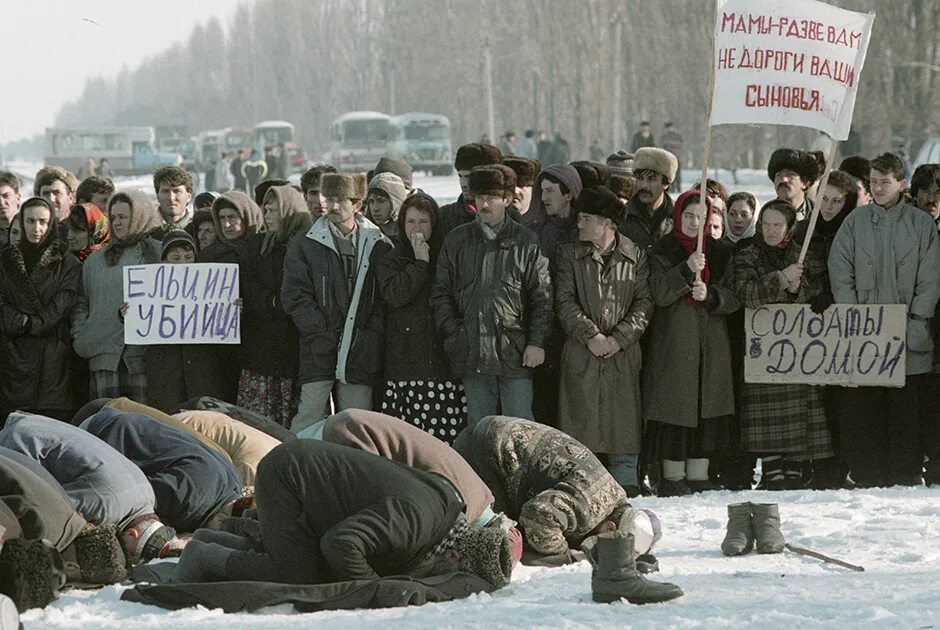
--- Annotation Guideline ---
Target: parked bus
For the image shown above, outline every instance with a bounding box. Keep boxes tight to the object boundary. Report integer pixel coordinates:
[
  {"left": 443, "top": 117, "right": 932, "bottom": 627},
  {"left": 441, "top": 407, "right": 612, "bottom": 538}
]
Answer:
[
  {"left": 45, "top": 126, "right": 182, "bottom": 176},
  {"left": 327, "top": 112, "right": 391, "bottom": 173},
  {"left": 253, "top": 120, "right": 309, "bottom": 174},
  {"left": 196, "top": 129, "right": 227, "bottom": 170},
  {"left": 388, "top": 113, "right": 453, "bottom": 176}
]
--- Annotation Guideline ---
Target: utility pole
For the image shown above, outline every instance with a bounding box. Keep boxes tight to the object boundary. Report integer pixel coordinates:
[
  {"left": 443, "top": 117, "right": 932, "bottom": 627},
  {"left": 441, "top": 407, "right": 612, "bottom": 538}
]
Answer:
[
  {"left": 389, "top": 65, "right": 396, "bottom": 115},
  {"left": 484, "top": 40, "right": 496, "bottom": 144},
  {"left": 612, "top": 17, "right": 624, "bottom": 151}
]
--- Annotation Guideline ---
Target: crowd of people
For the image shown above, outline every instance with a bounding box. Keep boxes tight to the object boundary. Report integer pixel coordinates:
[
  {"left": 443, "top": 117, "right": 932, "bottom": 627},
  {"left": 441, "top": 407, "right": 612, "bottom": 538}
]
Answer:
[{"left": 0, "top": 135, "right": 939, "bottom": 618}]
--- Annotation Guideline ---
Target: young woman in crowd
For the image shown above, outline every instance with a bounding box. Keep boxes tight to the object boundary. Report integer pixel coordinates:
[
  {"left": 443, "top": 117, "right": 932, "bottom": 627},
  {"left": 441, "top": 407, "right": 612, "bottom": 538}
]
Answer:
[
  {"left": 0, "top": 198, "right": 81, "bottom": 421},
  {"left": 375, "top": 192, "right": 468, "bottom": 443},
  {"left": 66, "top": 202, "right": 111, "bottom": 262},
  {"left": 643, "top": 190, "right": 739, "bottom": 496},
  {"left": 732, "top": 199, "right": 834, "bottom": 490},
  {"left": 723, "top": 192, "right": 758, "bottom": 249},
  {"left": 238, "top": 185, "right": 312, "bottom": 427}
]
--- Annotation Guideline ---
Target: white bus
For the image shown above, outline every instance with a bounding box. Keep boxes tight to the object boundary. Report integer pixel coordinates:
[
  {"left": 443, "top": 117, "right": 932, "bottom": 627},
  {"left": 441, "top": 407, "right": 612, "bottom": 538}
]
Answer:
[
  {"left": 388, "top": 113, "right": 453, "bottom": 176},
  {"left": 327, "top": 112, "right": 391, "bottom": 173},
  {"left": 45, "top": 126, "right": 182, "bottom": 176}
]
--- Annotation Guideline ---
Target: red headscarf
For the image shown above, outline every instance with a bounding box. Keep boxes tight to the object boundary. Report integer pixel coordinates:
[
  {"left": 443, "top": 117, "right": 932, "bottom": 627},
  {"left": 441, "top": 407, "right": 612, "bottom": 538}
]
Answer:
[
  {"left": 70, "top": 203, "right": 111, "bottom": 262},
  {"left": 671, "top": 190, "right": 714, "bottom": 304}
]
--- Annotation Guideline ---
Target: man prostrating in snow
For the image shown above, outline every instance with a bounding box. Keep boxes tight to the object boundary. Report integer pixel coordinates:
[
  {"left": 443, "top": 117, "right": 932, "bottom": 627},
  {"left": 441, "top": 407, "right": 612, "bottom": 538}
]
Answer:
[{"left": 175, "top": 439, "right": 515, "bottom": 590}]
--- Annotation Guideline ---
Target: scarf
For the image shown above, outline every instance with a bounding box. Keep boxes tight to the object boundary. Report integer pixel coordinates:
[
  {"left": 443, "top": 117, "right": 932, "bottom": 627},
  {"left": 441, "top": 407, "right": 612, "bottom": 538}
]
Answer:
[
  {"left": 723, "top": 210, "right": 757, "bottom": 244},
  {"left": 756, "top": 202, "right": 797, "bottom": 251},
  {"left": 104, "top": 191, "right": 163, "bottom": 267},
  {"left": 670, "top": 189, "right": 713, "bottom": 304},
  {"left": 212, "top": 191, "right": 264, "bottom": 254},
  {"left": 259, "top": 186, "right": 310, "bottom": 257},
  {"left": 16, "top": 198, "right": 59, "bottom": 273},
  {"left": 72, "top": 203, "right": 111, "bottom": 262}
]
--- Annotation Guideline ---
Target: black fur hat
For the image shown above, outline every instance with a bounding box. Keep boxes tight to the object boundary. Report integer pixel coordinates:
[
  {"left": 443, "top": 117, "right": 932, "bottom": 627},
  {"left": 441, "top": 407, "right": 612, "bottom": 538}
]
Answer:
[
  {"left": 469, "top": 165, "right": 516, "bottom": 197},
  {"left": 574, "top": 186, "right": 625, "bottom": 226},
  {"left": 455, "top": 143, "right": 502, "bottom": 171},
  {"left": 72, "top": 524, "right": 128, "bottom": 585},
  {"left": 767, "top": 148, "right": 820, "bottom": 184},
  {"left": 0, "top": 538, "right": 63, "bottom": 612},
  {"left": 501, "top": 157, "right": 541, "bottom": 187},
  {"left": 570, "top": 161, "right": 612, "bottom": 189}
]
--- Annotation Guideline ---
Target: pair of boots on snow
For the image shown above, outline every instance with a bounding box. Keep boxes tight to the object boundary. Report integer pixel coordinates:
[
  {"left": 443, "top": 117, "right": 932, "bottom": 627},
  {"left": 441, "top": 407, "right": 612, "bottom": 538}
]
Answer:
[
  {"left": 721, "top": 502, "right": 785, "bottom": 556},
  {"left": 585, "top": 532, "right": 684, "bottom": 605}
]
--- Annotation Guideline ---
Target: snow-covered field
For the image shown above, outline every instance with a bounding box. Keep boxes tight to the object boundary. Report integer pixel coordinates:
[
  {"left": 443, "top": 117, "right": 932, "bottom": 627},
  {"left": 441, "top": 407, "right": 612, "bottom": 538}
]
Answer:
[{"left": 20, "top": 485, "right": 940, "bottom": 629}]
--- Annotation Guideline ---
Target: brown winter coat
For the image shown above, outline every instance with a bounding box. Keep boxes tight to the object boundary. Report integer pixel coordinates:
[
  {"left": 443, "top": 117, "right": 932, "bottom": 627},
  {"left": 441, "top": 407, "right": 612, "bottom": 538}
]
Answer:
[
  {"left": 642, "top": 236, "right": 739, "bottom": 427},
  {"left": 322, "top": 409, "right": 493, "bottom": 523},
  {"left": 555, "top": 235, "right": 652, "bottom": 453}
]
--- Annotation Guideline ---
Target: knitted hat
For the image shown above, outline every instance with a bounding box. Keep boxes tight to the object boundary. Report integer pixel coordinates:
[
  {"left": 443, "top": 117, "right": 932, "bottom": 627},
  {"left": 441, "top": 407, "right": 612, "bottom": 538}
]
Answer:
[
  {"left": 160, "top": 230, "right": 197, "bottom": 260},
  {"left": 767, "top": 148, "right": 820, "bottom": 184},
  {"left": 131, "top": 521, "right": 178, "bottom": 563},
  {"left": 373, "top": 156, "right": 413, "bottom": 188},
  {"left": 501, "top": 157, "right": 541, "bottom": 187},
  {"left": 193, "top": 191, "right": 218, "bottom": 211},
  {"left": 368, "top": 172, "right": 408, "bottom": 215},
  {"left": 0, "top": 538, "right": 63, "bottom": 611},
  {"left": 571, "top": 160, "right": 612, "bottom": 189},
  {"left": 455, "top": 143, "right": 502, "bottom": 171},
  {"left": 72, "top": 524, "right": 128, "bottom": 585},
  {"left": 634, "top": 148, "right": 678, "bottom": 184},
  {"left": 574, "top": 186, "right": 625, "bottom": 226},
  {"left": 320, "top": 173, "right": 367, "bottom": 201},
  {"left": 454, "top": 527, "right": 512, "bottom": 589},
  {"left": 608, "top": 174, "right": 636, "bottom": 200},
  {"left": 618, "top": 508, "right": 662, "bottom": 556},
  {"left": 468, "top": 165, "right": 516, "bottom": 197},
  {"left": 606, "top": 150, "right": 635, "bottom": 176}
]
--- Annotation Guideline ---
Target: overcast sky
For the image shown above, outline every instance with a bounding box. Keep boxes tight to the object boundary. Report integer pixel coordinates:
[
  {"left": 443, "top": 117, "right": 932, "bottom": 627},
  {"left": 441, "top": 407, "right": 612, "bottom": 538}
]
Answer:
[{"left": 0, "top": 0, "right": 244, "bottom": 144}]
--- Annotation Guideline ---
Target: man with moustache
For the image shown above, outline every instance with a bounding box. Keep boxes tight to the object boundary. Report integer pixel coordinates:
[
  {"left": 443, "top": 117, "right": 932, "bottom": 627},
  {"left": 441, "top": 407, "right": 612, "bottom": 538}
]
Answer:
[
  {"left": 767, "top": 148, "right": 821, "bottom": 221},
  {"left": 502, "top": 157, "right": 540, "bottom": 217},
  {"left": 911, "top": 163, "right": 940, "bottom": 229},
  {"left": 436, "top": 143, "right": 503, "bottom": 238},
  {"left": 618, "top": 148, "right": 678, "bottom": 250}
]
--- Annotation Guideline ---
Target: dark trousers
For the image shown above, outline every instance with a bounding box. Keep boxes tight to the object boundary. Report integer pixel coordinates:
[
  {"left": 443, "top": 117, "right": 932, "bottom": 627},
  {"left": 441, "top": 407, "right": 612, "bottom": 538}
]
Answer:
[
  {"left": 531, "top": 346, "right": 561, "bottom": 429},
  {"left": 838, "top": 376, "right": 925, "bottom": 486},
  {"left": 920, "top": 373, "right": 940, "bottom": 483}
]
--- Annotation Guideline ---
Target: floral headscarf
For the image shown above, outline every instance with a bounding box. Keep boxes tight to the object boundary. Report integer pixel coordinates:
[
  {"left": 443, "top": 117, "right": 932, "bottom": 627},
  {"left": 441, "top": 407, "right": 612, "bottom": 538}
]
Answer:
[{"left": 69, "top": 203, "right": 110, "bottom": 262}]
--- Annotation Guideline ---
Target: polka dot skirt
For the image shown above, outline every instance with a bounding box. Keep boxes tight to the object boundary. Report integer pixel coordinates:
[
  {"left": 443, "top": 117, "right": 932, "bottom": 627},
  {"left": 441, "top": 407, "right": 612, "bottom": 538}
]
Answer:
[{"left": 381, "top": 380, "right": 468, "bottom": 444}]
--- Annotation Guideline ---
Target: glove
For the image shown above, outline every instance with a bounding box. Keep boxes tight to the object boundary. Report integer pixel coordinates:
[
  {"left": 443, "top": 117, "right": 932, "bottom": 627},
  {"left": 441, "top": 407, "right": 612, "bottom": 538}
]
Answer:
[
  {"left": 174, "top": 540, "right": 234, "bottom": 583},
  {"left": 809, "top": 292, "right": 835, "bottom": 314}
]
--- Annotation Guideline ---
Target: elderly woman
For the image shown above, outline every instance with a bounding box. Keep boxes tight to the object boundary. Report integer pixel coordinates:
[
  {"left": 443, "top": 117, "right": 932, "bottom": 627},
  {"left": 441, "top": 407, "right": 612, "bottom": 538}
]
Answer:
[
  {"left": 237, "top": 185, "right": 312, "bottom": 427},
  {"left": 643, "top": 190, "right": 739, "bottom": 496},
  {"left": 71, "top": 191, "right": 162, "bottom": 402},
  {"left": 0, "top": 198, "right": 81, "bottom": 421},
  {"left": 197, "top": 191, "right": 264, "bottom": 264},
  {"left": 732, "top": 199, "right": 834, "bottom": 490},
  {"left": 66, "top": 203, "right": 110, "bottom": 262},
  {"left": 374, "top": 192, "right": 467, "bottom": 443}
]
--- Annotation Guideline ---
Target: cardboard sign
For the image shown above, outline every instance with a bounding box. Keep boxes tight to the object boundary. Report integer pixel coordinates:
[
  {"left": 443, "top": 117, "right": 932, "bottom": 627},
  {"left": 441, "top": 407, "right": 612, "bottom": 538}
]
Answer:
[
  {"left": 123, "top": 263, "right": 240, "bottom": 345},
  {"left": 744, "top": 304, "right": 907, "bottom": 387},
  {"left": 710, "top": 0, "right": 874, "bottom": 140}
]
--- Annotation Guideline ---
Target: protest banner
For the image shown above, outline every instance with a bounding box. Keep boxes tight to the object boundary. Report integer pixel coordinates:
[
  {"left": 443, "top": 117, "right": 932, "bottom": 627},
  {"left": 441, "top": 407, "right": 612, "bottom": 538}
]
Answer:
[
  {"left": 710, "top": 0, "right": 874, "bottom": 141},
  {"left": 744, "top": 304, "right": 906, "bottom": 387},
  {"left": 123, "top": 263, "right": 240, "bottom": 345}
]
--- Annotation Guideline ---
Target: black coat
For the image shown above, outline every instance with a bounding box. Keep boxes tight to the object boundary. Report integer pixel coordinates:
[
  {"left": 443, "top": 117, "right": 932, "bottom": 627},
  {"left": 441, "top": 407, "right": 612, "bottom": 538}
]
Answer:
[
  {"left": 82, "top": 407, "right": 241, "bottom": 532},
  {"left": 0, "top": 240, "right": 80, "bottom": 415},
  {"left": 374, "top": 240, "right": 448, "bottom": 381},
  {"left": 618, "top": 194, "right": 674, "bottom": 250},
  {"left": 145, "top": 345, "right": 226, "bottom": 413},
  {"left": 239, "top": 232, "right": 299, "bottom": 378},
  {"left": 225, "top": 439, "right": 463, "bottom": 584}
]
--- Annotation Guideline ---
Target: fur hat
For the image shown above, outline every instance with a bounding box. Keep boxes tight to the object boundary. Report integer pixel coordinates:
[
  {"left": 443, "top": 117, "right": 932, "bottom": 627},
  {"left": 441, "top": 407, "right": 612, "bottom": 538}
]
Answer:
[
  {"left": 469, "top": 165, "right": 516, "bottom": 198},
  {"left": 633, "top": 147, "right": 678, "bottom": 184},
  {"left": 571, "top": 161, "right": 612, "bottom": 189},
  {"left": 501, "top": 157, "right": 541, "bottom": 187},
  {"left": 574, "top": 186, "right": 625, "bottom": 226},
  {"left": 455, "top": 143, "right": 503, "bottom": 172},
  {"left": 606, "top": 150, "right": 635, "bottom": 176},
  {"left": 618, "top": 508, "right": 662, "bottom": 556},
  {"left": 72, "top": 524, "right": 128, "bottom": 585},
  {"left": 454, "top": 527, "right": 512, "bottom": 589},
  {"left": 373, "top": 156, "right": 413, "bottom": 188},
  {"left": 608, "top": 174, "right": 636, "bottom": 200},
  {"left": 767, "top": 148, "right": 820, "bottom": 184},
  {"left": 0, "top": 538, "right": 64, "bottom": 612},
  {"left": 320, "top": 173, "right": 367, "bottom": 201}
]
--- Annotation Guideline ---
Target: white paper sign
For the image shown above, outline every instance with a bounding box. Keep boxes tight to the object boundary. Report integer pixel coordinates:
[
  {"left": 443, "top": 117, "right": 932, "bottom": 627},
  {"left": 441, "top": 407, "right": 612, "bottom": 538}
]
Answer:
[
  {"left": 123, "top": 263, "right": 240, "bottom": 345},
  {"left": 744, "top": 304, "right": 906, "bottom": 387},
  {"left": 710, "top": 0, "right": 874, "bottom": 140}
]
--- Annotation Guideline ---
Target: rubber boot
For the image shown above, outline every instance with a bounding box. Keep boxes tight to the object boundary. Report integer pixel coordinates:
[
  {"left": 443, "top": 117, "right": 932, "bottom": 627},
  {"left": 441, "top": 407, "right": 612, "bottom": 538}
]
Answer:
[
  {"left": 591, "top": 532, "right": 684, "bottom": 605},
  {"left": 751, "top": 503, "right": 786, "bottom": 554},
  {"left": 720, "top": 502, "right": 754, "bottom": 556}
]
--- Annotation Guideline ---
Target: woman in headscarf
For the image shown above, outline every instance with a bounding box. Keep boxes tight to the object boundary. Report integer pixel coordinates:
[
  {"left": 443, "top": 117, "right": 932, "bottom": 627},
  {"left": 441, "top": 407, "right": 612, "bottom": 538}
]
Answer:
[
  {"left": 732, "top": 199, "right": 834, "bottom": 490},
  {"left": 375, "top": 192, "right": 468, "bottom": 444},
  {"left": 723, "top": 192, "right": 758, "bottom": 250},
  {"left": 197, "top": 190, "right": 264, "bottom": 264},
  {"left": 71, "top": 190, "right": 162, "bottom": 402},
  {"left": 642, "top": 190, "right": 739, "bottom": 496},
  {"left": 0, "top": 197, "right": 81, "bottom": 421},
  {"left": 66, "top": 203, "right": 110, "bottom": 262},
  {"left": 237, "top": 185, "right": 312, "bottom": 427}
]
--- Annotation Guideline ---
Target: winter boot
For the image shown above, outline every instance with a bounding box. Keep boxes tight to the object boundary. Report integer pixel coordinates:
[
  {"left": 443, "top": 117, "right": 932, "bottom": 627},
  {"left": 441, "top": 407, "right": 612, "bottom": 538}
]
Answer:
[
  {"left": 751, "top": 503, "right": 785, "bottom": 554},
  {"left": 720, "top": 502, "right": 754, "bottom": 556},
  {"left": 591, "top": 532, "right": 684, "bottom": 605}
]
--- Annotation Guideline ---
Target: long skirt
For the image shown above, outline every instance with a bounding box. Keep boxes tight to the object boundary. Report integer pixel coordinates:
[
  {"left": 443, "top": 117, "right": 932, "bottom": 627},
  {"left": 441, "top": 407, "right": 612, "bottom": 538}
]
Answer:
[
  {"left": 381, "top": 380, "right": 467, "bottom": 444},
  {"left": 237, "top": 369, "right": 300, "bottom": 429}
]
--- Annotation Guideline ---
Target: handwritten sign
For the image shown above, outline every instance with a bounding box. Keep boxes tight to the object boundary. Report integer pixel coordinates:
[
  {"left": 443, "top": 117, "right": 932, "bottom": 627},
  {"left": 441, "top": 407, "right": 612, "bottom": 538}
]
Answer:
[
  {"left": 123, "top": 263, "right": 240, "bottom": 345},
  {"left": 710, "top": 0, "right": 874, "bottom": 140},
  {"left": 744, "top": 304, "right": 906, "bottom": 387}
]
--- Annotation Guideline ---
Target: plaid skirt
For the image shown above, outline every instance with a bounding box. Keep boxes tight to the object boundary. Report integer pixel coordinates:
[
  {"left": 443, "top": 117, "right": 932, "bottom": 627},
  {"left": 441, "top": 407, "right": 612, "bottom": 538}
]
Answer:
[
  {"left": 381, "top": 380, "right": 467, "bottom": 445},
  {"left": 237, "top": 369, "right": 300, "bottom": 429},
  {"left": 740, "top": 382, "right": 833, "bottom": 460},
  {"left": 91, "top": 363, "right": 147, "bottom": 404}
]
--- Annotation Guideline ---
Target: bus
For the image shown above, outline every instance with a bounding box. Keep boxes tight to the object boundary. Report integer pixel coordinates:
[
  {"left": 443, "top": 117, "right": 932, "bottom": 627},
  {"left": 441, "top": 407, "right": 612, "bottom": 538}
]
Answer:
[
  {"left": 328, "top": 112, "right": 391, "bottom": 173},
  {"left": 45, "top": 126, "right": 182, "bottom": 176},
  {"left": 388, "top": 113, "right": 453, "bottom": 176},
  {"left": 253, "top": 120, "right": 309, "bottom": 174}
]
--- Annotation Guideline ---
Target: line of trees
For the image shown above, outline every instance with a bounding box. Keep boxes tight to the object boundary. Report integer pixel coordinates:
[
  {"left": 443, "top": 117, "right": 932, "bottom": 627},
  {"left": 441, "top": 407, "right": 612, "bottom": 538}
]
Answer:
[{"left": 52, "top": 0, "right": 940, "bottom": 169}]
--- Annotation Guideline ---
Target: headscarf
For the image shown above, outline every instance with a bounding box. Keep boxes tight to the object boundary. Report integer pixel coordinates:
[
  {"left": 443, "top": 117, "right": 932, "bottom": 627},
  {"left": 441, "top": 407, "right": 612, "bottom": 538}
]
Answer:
[
  {"left": 211, "top": 190, "right": 264, "bottom": 250},
  {"left": 526, "top": 164, "right": 584, "bottom": 223},
  {"left": 260, "top": 185, "right": 311, "bottom": 257},
  {"left": 16, "top": 197, "right": 60, "bottom": 273},
  {"left": 671, "top": 189, "right": 714, "bottom": 304},
  {"left": 69, "top": 202, "right": 111, "bottom": 262},
  {"left": 104, "top": 190, "right": 163, "bottom": 266},
  {"left": 756, "top": 200, "right": 797, "bottom": 251},
  {"left": 724, "top": 193, "right": 758, "bottom": 244}
]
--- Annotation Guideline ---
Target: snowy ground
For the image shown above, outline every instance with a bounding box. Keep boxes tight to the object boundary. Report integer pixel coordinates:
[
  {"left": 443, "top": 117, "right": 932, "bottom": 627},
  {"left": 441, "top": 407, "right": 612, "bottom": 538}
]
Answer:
[{"left": 19, "top": 485, "right": 940, "bottom": 629}]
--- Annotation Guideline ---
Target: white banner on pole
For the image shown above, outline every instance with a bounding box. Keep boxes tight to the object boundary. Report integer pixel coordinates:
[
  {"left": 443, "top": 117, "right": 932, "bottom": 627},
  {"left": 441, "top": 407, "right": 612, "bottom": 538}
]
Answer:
[
  {"left": 744, "top": 304, "right": 907, "bottom": 387},
  {"left": 123, "top": 263, "right": 240, "bottom": 345},
  {"left": 710, "top": 0, "right": 874, "bottom": 140}
]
